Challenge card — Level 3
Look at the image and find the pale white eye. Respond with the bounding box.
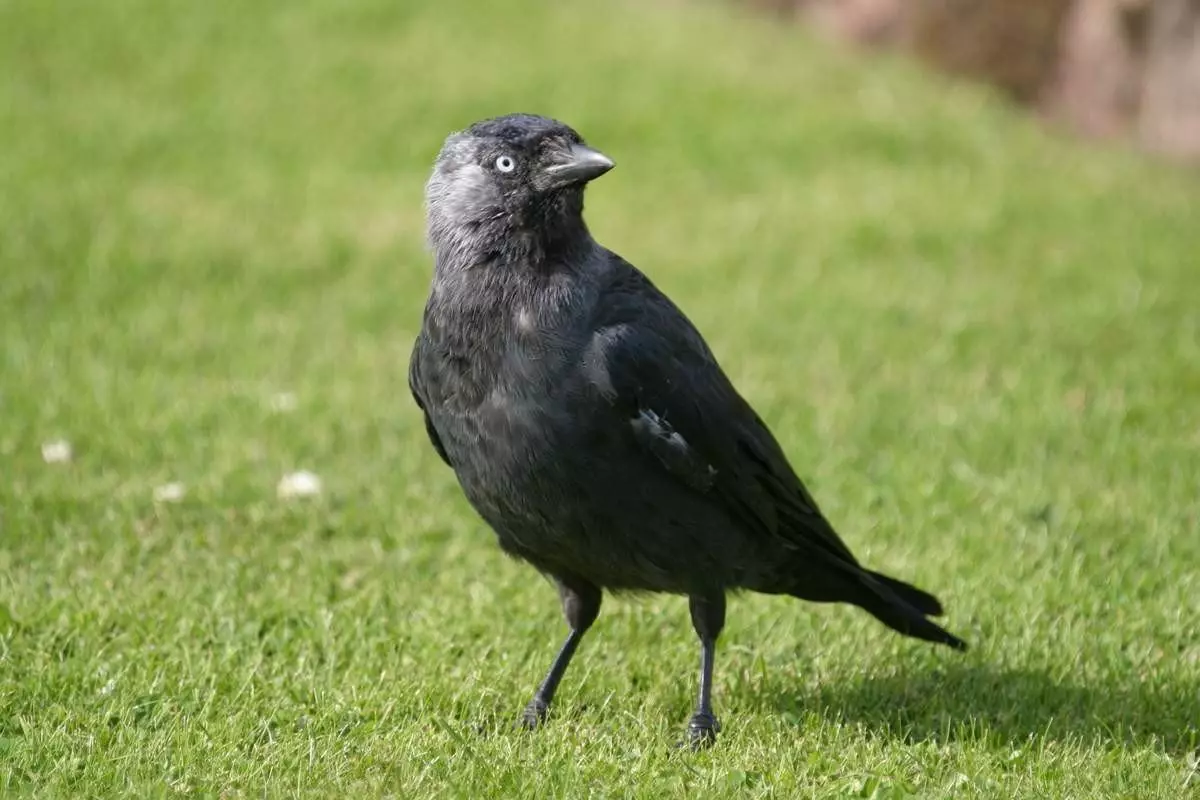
[495,155,516,173]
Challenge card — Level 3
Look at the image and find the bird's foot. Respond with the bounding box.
[680,712,720,750]
[518,697,550,731]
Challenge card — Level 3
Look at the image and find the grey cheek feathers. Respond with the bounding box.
[426,162,504,259]
[427,163,496,226]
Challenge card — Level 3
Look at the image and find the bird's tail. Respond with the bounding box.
[853,570,967,651]
[865,570,945,616]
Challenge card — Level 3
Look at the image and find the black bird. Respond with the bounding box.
[409,113,966,746]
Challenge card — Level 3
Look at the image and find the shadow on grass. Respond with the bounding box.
[755,662,1199,755]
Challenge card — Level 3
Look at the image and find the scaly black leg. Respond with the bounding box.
[520,574,602,729]
[684,592,726,748]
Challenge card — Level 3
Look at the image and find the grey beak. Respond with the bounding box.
[543,144,615,189]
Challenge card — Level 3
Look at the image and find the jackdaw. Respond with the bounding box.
[409,113,966,746]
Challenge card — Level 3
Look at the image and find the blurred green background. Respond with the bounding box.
[1,0,1197,796]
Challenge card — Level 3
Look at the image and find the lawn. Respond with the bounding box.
[1,0,1198,796]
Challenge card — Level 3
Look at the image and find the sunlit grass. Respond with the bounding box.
[1,0,1197,796]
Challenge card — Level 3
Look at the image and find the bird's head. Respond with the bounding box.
[425,114,614,267]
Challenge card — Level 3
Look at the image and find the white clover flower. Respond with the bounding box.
[153,482,186,502]
[41,439,72,463]
[278,470,322,499]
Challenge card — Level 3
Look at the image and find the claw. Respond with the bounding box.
[519,697,550,731]
[679,712,720,750]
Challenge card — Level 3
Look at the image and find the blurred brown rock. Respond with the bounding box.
[732,0,1200,164]
[1138,0,1200,161]
[903,0,1075,104]
[1043,0,1150,139]
[803,0,904,46]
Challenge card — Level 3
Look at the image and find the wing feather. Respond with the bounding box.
[590,261,859,567]
[408,341,452,468]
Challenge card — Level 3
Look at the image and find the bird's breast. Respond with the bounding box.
[425,335,589,479]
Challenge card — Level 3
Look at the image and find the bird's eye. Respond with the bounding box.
[494,155,516,173]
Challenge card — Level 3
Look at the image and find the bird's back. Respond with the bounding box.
[413,248,848,594]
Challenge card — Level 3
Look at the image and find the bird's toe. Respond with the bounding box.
[679,712,720,750]
[518,698,550,731]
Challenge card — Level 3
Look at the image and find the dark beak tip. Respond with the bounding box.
[545,145,615,187]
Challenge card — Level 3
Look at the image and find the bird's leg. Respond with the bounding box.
[684,592,726,748]
[520,575,602,730]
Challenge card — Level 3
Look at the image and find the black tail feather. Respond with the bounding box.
[857,572,967,652]
[779,560,967,651]
[866,570,945,617]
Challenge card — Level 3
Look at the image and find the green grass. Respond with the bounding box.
[2,0,1198,796]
